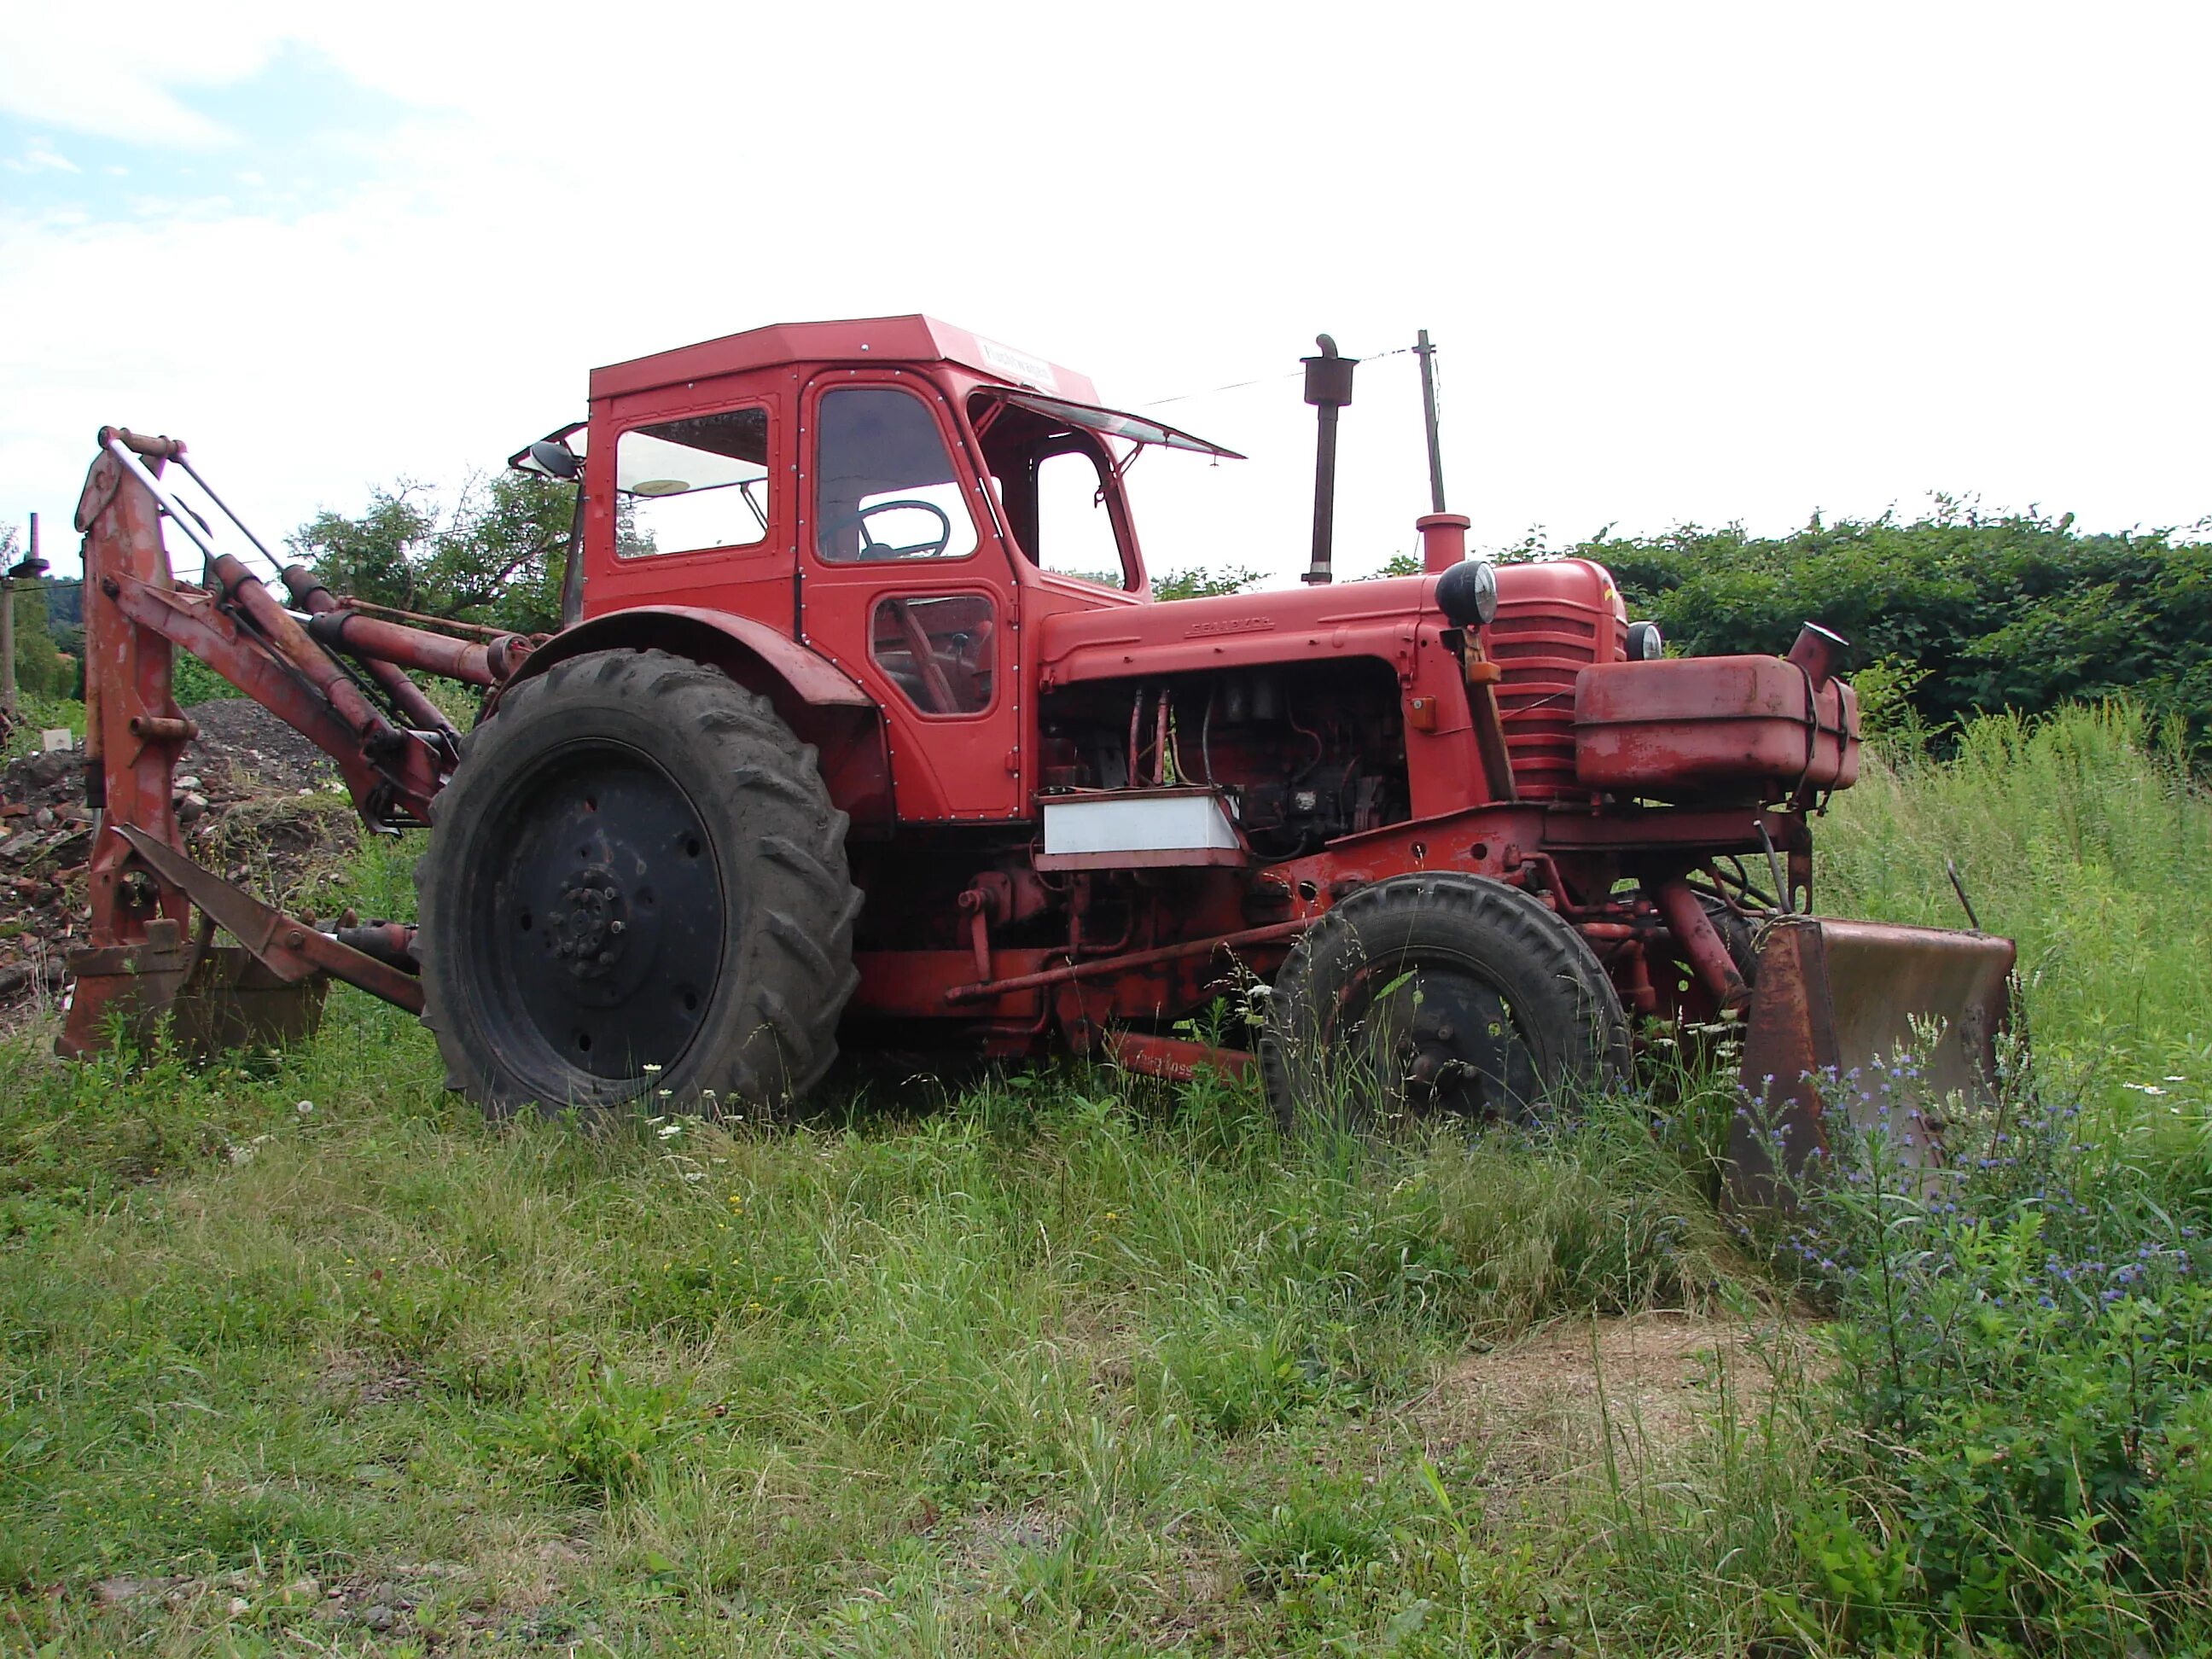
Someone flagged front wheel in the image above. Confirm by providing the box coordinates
[415,649,861,1117]
[1260,874,1629,1135]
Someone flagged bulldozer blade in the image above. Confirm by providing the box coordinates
[1730,915,2015,1208]
[170,945,329,1055]
[59,929,329,1059]
[58,918,199,1060]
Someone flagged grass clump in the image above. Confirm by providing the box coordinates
[1755,1051,2212,1651]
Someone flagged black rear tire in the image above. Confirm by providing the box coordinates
[1260,873,1629,1135]
[415,649,861,1118]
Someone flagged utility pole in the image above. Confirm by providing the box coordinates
[1414,329,1447,514]
[0,512,21,719]
[2,512,48,721]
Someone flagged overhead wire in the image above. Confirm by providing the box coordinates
[1135,344,1417,410]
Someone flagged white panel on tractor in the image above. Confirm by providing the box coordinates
[1037,788,1247,870]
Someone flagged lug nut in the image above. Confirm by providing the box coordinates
[598,949,616,965]
[608,920,626,935]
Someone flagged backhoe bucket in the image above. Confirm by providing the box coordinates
[1730,916,2015,1207]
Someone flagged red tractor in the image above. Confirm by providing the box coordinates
[62,316,2012,1199]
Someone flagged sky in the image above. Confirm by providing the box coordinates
[2,2,2207,589]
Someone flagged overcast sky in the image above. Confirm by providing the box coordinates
[3,3,2206,588]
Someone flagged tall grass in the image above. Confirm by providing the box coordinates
[1779,702,2212,1650]
[0,701,2203,1653]
[1825,701,2212,1104]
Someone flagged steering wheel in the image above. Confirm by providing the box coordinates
[823,498,953,562]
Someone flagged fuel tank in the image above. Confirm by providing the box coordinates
[1575,655,1861,801]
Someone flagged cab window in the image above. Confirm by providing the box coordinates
[969,394,1135,589]
[870,592,995,715]
[1029,448,1124,586]
[814,387,980,563]
[614,408,770,558]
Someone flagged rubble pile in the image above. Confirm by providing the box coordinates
[0,700,361,1020]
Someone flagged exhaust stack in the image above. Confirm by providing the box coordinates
[1787,621,1849,690]
[1301,335,1356,585]
[1417,511,1470,573]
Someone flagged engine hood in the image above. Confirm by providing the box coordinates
[1034,560,1627,690]
[1035,574,1443,690]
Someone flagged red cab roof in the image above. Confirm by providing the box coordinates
[589,314,1103,404]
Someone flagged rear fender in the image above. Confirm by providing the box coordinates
[509,607,894,835]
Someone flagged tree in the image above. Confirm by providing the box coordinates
[1153,564,1264,601]
[1592,506,2212,753]
[288,473,576,636]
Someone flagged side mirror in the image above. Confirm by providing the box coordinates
[527,439,581,480]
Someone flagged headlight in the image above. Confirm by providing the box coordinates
[1435,559,1499,627]
[1626,620,1663,661]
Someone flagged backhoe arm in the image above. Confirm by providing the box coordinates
[60,428,474,1056]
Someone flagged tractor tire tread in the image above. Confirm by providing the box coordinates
[415,648,862,1121]
[1260,872,1629,1135]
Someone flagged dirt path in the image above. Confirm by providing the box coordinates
[1418,1309,1825,1485]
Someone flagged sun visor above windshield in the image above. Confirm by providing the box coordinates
[987,390,1244,460]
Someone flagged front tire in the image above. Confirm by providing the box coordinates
[1260,873,1629,1135]
[415,649,861,1117]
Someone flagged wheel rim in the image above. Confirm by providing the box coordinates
[474,740,726,1094]
[1342,953,1542,1126]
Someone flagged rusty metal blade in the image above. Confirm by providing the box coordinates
[1732,915,2015,1206]
[113,823,425,1015]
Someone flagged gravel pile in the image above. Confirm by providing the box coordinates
[1,699,360,1016]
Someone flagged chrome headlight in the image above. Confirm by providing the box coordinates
[1435,558,1499,627]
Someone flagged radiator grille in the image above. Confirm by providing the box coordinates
[1492,607,1606,800]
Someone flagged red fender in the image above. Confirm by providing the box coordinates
[508,606,894,835]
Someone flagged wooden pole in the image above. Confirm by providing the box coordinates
[1415,330,1447,515]
[0,510,21,719]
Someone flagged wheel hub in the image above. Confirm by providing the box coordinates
[482,742,725,1085]
[547,864,630,978]
[1365,965,1528,1124]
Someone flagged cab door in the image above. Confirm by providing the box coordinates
[797,370,1024,821]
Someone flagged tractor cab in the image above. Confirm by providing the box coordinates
[511,315,1238,823]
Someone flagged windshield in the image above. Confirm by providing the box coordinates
[987,389,1241,458]
[972,393,1144,589]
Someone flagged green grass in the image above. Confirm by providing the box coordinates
[1,703,2206,1654]
[1823,701,2212,1111]
[2,692,81,760]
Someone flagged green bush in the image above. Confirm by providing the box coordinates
[170,653,242,704]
